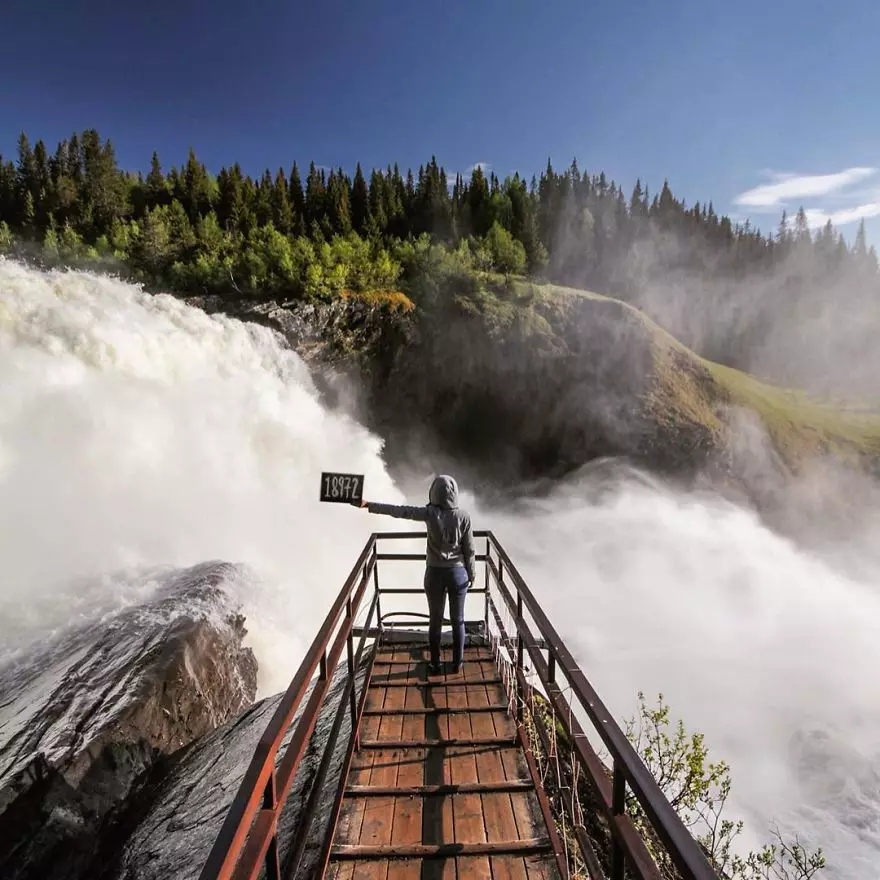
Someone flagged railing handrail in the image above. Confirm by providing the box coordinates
[198,535,378,880]
[484,530,718,880]
[199,527,718,880]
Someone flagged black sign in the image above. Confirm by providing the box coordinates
[320,472,364,504]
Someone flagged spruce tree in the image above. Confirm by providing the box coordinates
[271,168,294,234]
[351,163,370,235]
[146,151,169,209]
[368,169,388,238]
[288,162,306,235]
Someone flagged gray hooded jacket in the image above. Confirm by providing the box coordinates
[367,475,475,582]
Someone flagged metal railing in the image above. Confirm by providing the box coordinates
[198,530,720,880]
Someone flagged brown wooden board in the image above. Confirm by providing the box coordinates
[357,649,405,880]
[326,644,563,880]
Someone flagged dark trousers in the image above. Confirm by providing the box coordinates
[423,565,470,667]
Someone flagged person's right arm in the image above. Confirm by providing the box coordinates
[461,512,476,584]
[358,500,428,522]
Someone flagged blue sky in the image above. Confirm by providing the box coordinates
[2,0,879,242]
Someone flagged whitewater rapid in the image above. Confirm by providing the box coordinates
[1,259,878,877]
[0,259,402,692]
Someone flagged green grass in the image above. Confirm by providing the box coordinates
[510,279,880,469]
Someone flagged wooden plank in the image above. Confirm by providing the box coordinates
[333,691,384,846]
[362,704,509,715]
[369,678,502,687]
[346,780,535,797]
[421,678,453,854]
[331,839,552,858]
[375,648,494,661]
[324,862,354,880]
[445,673,487,880]
[525,852,563,879]
[355,648,405,880]
[458,854,492,878]
[502,748,543,844]
[389,682,425,847]
[491,855,530,880]
[351,860,387,880]
[469,667,522,851]
[383,859,421,879]
[360,736,516,749]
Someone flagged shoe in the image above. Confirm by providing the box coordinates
[427,662,443,676]
[447,663,462,676]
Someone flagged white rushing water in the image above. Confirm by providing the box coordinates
[1,259,878,877]
[0,259,402,692]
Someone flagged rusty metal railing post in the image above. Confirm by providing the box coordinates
[483,538,490,634]
[345,596,357,735]
[611,759,627,880]
[373,543,381,633]
[515,579,525,725]
[262,771,280,880]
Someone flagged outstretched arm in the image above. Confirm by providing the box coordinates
[357,500,428,522]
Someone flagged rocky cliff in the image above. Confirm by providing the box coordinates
[0,562,258,880]
[186,281,880,506]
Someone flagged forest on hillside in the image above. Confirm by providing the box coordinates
[2,129,879,390]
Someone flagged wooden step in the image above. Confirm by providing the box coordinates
[359,736,517,749]
[369,677,502,687]
[344,780,534,797]
[361,704,509,716]
[372,655,494,664]
[330,839,553,860]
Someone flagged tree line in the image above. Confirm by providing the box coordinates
[1,128,878,306]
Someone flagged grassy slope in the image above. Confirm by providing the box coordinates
[512,281,880,470]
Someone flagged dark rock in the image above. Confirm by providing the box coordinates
[99,661,361,880]
[0,562,258,880]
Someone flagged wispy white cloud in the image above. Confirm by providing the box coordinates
[466,161,492,175]
[804,202,880,229]
[734,167,876,208]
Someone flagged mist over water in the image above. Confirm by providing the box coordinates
[474,467,880,877]
[2,260,878,876]
[0,259,402,692]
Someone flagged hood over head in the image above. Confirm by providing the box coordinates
[429,474,459,509]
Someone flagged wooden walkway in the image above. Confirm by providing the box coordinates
[326,644,564,879]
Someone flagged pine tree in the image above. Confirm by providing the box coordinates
[853,218,870,269]
[0,158,17,225]
[368,169,388,238]
[183,148,215,222]
[146,151,168,208]
[630,179,644,216]
[794,207,811,246]
[288,162,306,235]
[468,164,491,238]
[16,133,38,228]
[351,163,370,235]
[255,169,274,227]
[271,168,294,234]
[305,162,327,233]
[326,168,352,234]
[217,163,245,231]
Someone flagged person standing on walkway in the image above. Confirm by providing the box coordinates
[357,475,475,675]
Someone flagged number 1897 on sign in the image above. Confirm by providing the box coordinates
[320,472,364,504]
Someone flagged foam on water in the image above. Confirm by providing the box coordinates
[0,259,402,693]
